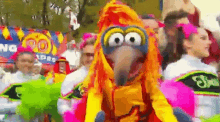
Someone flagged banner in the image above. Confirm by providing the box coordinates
[0,26,67,69]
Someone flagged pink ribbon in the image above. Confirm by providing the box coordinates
[9,45,36,61]
[176,23,198,39]
[79,33,97,49]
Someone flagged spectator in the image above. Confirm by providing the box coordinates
[57,33,96,117]
[160,10,189,70]
[141,14,165,34]
[183,0,220,66]
[32,60,45,80]
[45,57,71,84]
[162,0,220,72]
[164,24,216,80]
[163,23,219,121]
[0,46,44,122]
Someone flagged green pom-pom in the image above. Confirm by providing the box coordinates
[203,114,220,122]
[16,79,62,121]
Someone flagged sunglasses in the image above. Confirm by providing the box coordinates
[83,53,94,57]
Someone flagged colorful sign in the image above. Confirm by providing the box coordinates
[0,26,67,68]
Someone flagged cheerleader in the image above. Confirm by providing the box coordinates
[0,46,43,122]
[162,23,219,122]
[57,33,96,116]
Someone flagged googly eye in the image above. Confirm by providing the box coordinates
[125,32,142,46]
[108,33,124,47]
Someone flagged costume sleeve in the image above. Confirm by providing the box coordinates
[57,98,71,116]
[163,64,173,80]
[58,75,74,116]
[148,82,178,122]
[0,99,21,114]
[0,81,20,114]
[85,88,103,122]
[58,78,85,116]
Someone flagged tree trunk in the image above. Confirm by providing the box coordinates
[77,0,88,23]
[5,13,9,26]
[0,16,3,25]
[42,0,47,28]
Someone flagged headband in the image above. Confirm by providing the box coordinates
[79,33,97,49]
[9,46,36,61]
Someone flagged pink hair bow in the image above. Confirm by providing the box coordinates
[79,33,97,49]
[9,45,36,61]
[176,23,198,39]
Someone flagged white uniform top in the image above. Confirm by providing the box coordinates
[164,54,217,80]
[163,54,219,122]
[0,71,41,122]
[57,66,88,116]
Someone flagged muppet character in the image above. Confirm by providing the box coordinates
[65,0,178,122]
[46,57,70,84]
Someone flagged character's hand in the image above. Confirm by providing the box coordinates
[173,107,193,122]
[95,111,105,122]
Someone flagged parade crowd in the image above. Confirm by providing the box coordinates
[0,0,220,122]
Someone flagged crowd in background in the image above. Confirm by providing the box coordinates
[0,0,220,122]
